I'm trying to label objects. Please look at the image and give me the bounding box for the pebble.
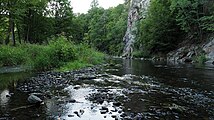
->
[68,115,74,117]
[100,110,108,114]
[113,102,122,107]
[69,99,76,103]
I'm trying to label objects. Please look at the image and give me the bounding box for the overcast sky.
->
[70,0,124,13]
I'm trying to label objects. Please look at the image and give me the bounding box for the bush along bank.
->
[0,36,105,71]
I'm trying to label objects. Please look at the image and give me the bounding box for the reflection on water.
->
[112,59,214,91]
[62,87,121,120]
[0,71,34,90]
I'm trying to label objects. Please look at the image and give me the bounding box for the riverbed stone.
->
[101,106,109,112]
[113,102,122,107]
[68,115,74,117]
[100,110,108,114]
[69,99,76,103]
[28,94,43,104]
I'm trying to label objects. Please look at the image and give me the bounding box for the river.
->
[0,58,213,119]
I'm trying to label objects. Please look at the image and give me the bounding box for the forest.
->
[0,0,213,70]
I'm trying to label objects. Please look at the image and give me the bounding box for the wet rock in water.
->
[168,103,187,112]
[100,110,108,114]
[73,85,81,90]
[6,94,11,98]
[120,113,126,118]
[111,115,117,118]
[77,74,96,80]
[101,106,109,112]
[113,102,122,107]
[69,99,76,103]
[98,89,109,93]
[105,69,119,72]
[97,98,104,104]
[68,115,74,117]
[79,109,84,115]
[100,106,109,114]
[28,94,43,104]
[74,111,80,117]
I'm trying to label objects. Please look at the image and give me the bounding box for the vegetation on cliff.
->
[135,0,214,57]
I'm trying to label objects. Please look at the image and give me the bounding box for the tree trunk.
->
[5,26,10,45]
[25,9,32,43]
[11,19,16,46]
[17,24,22,44]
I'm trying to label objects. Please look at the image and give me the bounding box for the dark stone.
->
[74,111,80,117]
[68,115,74,117]
[212,61,214,65]
[100,110,108,114]
[28,94,43,104]
[69,99,76,103]
[118,110,123,113]
[101,106,109,112]
[120,113,127,118]
[184,58,192,63]
[98,89,109,92]
[74,85,81,89]
[6,94,11,97]
[113,102,122,107]
[97,98,104,104]
[79,109,84,115]
[78,75,96,80]
[111,115,116,118]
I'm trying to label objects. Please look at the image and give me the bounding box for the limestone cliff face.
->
[122,0,150,58]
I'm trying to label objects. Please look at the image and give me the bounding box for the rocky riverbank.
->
[167,36,214,65]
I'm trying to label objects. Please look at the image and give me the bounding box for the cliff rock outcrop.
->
[167,36,214,65]
[122,0,150,58]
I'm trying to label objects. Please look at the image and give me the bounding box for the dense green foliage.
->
[136,0,182,54]
[136,0,214,55]
[80,4,128,55]
[0,37,104,71]
[0,0,127,55]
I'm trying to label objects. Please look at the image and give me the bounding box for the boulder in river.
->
[27,93,43,104]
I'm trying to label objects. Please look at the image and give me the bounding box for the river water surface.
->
[0,58,214,120]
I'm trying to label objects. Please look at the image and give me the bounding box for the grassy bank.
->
[0,36,105,71]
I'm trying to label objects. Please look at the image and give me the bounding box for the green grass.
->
[0,36,105,71]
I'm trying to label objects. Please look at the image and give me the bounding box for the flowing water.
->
[0,59,213,120]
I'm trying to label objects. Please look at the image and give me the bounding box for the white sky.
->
[70,0,124,13]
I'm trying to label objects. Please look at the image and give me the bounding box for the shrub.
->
[0,36,105,71]
[26,45,53,70]
[0,46,27,66]
[194,54,207,64]
[49,36,76,64]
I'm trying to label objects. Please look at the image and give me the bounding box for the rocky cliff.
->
[122,0,150,58]
[167,36,214,65]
